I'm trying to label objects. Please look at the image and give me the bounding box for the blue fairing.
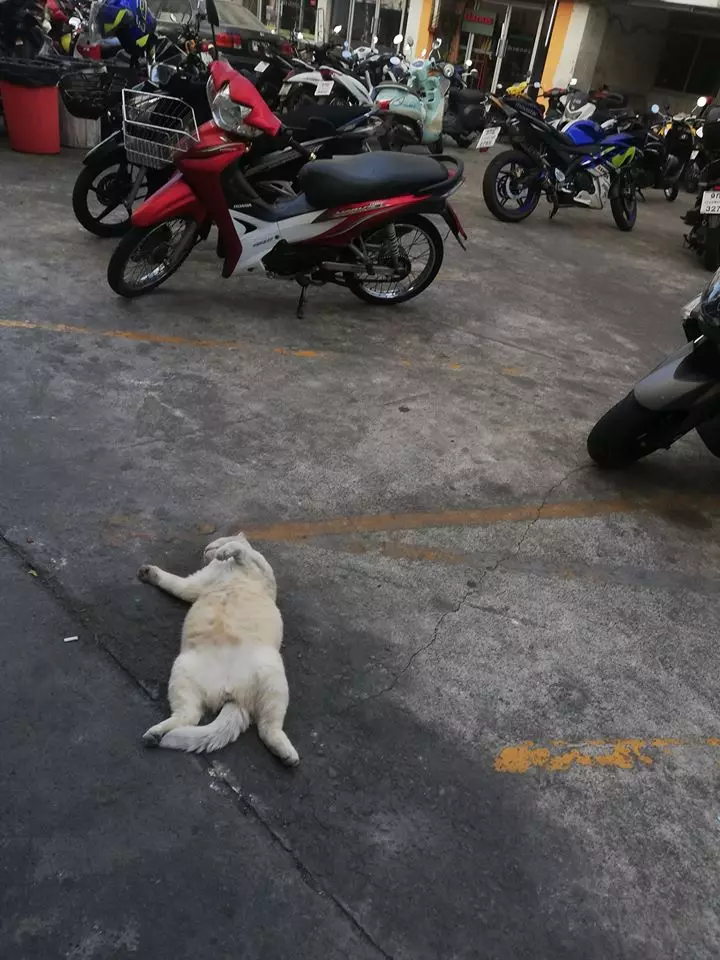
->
[564,119,603,145]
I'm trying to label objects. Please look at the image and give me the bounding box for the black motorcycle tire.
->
[452,133,475,148]
[428,135,443,155]
[107,219,199,298]
[346,215,443,306]
[610,177,637,232]
[482,150,542,223]
[703,230,720,271]
[72,161,137,238]
[664,183,679,202]
[684,162,699,194]
[587,392,685,468]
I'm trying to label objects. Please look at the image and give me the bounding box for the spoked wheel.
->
[482,149,542,222]
[610,175,637,231]
[72,160,153,237]
[107,217,199,298]
[346,215,443,306]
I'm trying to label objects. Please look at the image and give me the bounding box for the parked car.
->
[151,0,294,72]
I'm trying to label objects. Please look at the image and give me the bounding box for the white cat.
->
[137,534,299,765]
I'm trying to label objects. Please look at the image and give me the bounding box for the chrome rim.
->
[121,219,196,291]
[87,164,148,225]
[355,223,436,300]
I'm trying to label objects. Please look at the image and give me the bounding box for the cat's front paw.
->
[137,564,159,585]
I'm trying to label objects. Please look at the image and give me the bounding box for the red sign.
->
[464,11,494,24]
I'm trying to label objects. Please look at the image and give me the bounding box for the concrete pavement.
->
[1,139,720,958]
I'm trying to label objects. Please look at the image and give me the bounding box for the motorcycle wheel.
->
[346,215,443,306]
[587,392,686,468]
[482,150,542,223]
[684,162,699,194]
[428,135,444,155]
[72,160,151,238]
[107,218,199,298]
[664,183,679,202]
[610,176,637,231]
[452,134,475,148]
[703,230,720,271]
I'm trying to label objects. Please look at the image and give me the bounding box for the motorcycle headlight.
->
[211,83,261,137]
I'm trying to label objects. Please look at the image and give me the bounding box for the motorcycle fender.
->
[131,174,207,228]
[83,129,124,166]
[633,336,720,412]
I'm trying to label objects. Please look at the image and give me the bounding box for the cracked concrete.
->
[2,138,720,957]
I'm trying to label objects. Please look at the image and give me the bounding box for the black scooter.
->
[683,109,720,270]
[587,284,720,467]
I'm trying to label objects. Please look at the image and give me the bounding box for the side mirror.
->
[569,77,577,87]
[698,96,708,108]
[206,0,220,27]
[333,24,343,34]
[533,81,540,89]
[393,33,403,44]
[465,59,472,67]
[432,37,441,49]
[651,103,660,114]
[389,55,401,65]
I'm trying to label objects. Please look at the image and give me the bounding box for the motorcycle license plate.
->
[701,190,720,214]
[254,60,269,73]
[315,80,334,96]
[691,149,699,160]
[476,126,500,150]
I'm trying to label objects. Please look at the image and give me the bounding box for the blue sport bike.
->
[480,93,639,231]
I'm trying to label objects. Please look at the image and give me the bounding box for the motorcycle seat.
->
[448,88,486,106]
[297,152,448,207]
[281,104,371,135]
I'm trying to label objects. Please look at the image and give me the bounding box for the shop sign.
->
[462,8,496,36]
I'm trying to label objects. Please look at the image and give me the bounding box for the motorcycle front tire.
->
[664,183,679,202]
[703,229,720,271]
[482,150,542,223]
[452,133,475,149]
[428,135,443,155]
[587,392,685,468]
[72,161,134,238]
[609,177,637,232]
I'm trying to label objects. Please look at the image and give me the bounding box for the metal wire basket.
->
[122,89,199,169]
[60,65,140,120]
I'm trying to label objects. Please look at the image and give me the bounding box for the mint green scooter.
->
[374,37,448,155]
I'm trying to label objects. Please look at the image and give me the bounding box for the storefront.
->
[434,1,552,91]
[540,1,720,114]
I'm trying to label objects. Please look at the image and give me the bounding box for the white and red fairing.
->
[130,61,448,277]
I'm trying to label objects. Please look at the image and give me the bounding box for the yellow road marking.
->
[495,738,720,773]
[0,318,470,371]
[243,494,720,543]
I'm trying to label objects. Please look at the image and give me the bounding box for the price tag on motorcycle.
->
[476,126,500,150]
[254,60,269,73]
[315,80,334,96]
[701,189,720,214]
[201,51,212,65]
[691,149,699,161]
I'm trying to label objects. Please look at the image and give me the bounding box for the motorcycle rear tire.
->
[482,150,542,223]
[664,183,679,202]
[428,135,443,155]
[346,215,443,306]
[587,392,684,468]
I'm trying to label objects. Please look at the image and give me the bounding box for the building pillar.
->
[404,0,433,55]
[542,1,607,89]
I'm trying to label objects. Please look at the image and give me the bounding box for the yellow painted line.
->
[495,738,720,773]
[243,494,720,543]
[0,318,324,359]
[0,318,470,371]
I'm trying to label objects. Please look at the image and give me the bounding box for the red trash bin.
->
[0,80,60,154]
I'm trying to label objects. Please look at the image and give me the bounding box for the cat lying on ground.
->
[137,534,299,765]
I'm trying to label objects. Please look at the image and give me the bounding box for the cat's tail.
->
[159,703,250,753]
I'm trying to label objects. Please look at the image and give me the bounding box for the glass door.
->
[493,4,545,91]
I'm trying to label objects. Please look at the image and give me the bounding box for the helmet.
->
[93,0,155,50]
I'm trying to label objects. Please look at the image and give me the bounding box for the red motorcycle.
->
[107,59,467,312]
